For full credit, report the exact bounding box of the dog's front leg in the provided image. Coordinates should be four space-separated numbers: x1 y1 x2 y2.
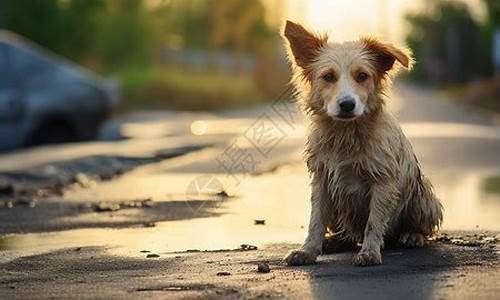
353 182 398 266
284 173 329 266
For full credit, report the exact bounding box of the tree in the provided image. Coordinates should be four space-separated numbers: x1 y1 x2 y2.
0 0 67 54
0 0 152 71
405 1 489 84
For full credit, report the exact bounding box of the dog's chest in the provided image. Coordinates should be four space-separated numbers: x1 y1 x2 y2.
327 163 370 200
321 160 372 239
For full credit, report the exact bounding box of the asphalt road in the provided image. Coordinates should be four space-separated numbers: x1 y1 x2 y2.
0 84 499 299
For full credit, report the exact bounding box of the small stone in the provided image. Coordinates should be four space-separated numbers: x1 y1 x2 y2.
0 181 13 195
141 198 154 207
254 219 266 225
463 240 482 247
79 203 93 210
257 262 270 273
146 254 160 258
216 271 231 276
215 190 230 198
94 202 120 212
16 198 37 208
75 173 95 188
240 244 258 251
140 250 150 253
483 237 496 243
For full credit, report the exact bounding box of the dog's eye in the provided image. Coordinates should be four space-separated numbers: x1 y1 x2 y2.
322 73 336 83
356 72 369 83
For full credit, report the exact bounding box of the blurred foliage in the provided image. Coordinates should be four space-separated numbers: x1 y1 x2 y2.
484 0 500 27
152 0 274 54
0 0 287 110
481 175 500 195
405 0 492 84
482 0 500 74
0 0 152 69
117 65 262 110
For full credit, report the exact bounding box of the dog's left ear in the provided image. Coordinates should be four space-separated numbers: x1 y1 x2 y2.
362 37 413 74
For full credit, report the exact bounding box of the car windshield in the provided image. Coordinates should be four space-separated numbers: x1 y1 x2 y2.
0 43 13 89
0 41 88 89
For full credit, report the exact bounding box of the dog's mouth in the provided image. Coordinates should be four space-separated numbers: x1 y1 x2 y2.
334 113 357 121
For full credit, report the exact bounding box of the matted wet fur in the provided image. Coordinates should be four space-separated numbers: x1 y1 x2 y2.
282 21 443 266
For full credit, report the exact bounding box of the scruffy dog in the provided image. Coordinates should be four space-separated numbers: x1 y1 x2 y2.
282 21 443 266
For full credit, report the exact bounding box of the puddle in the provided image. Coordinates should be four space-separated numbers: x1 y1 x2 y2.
0 167 309 256
437 173 500 231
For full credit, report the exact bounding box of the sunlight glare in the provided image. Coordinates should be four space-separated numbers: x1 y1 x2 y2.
190 120 208 136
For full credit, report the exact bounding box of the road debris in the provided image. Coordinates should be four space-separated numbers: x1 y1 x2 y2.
0 180 13 196
254 219 266 225
84 198 155 212
74 173 97 188
0 146 207 201
257 262 270 273
215 190 231 198
240 244 258 251
146 254 160 258
94 202 121 212
0 198 37 209
172 245 258 255
434 233 497 248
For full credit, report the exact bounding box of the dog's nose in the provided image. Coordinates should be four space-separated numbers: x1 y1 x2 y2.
338 97 355 113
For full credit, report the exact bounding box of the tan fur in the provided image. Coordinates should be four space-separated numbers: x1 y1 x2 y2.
282 21 442 266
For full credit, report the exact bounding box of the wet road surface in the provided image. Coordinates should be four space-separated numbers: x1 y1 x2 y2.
0 84 499 299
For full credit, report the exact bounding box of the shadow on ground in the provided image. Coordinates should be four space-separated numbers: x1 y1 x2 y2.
0 241 497 299
0 197 229 235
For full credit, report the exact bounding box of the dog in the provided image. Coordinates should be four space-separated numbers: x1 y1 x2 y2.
282 20 443 266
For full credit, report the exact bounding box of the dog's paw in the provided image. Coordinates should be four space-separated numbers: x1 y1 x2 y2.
398 233 425 248
284 249 317 266
352 249 382 266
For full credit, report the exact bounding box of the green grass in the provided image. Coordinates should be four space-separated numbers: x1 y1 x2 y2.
112 66 264 111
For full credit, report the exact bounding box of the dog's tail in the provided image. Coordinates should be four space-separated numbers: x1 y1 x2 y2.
403 174 443 236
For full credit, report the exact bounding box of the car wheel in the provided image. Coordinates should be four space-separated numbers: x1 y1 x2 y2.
25 122 76 147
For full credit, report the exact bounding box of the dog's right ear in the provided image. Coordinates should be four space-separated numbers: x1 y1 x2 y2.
283 20 327 70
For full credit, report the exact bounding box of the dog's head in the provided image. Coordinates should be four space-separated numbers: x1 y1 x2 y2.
283 20 413 121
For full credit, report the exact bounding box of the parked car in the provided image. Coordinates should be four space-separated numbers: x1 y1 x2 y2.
0 30 119 152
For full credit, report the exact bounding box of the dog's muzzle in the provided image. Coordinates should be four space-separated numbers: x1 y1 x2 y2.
337 96 356 119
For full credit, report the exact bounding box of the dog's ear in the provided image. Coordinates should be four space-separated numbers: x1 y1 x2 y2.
283 20 327 69
362 37 413 74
